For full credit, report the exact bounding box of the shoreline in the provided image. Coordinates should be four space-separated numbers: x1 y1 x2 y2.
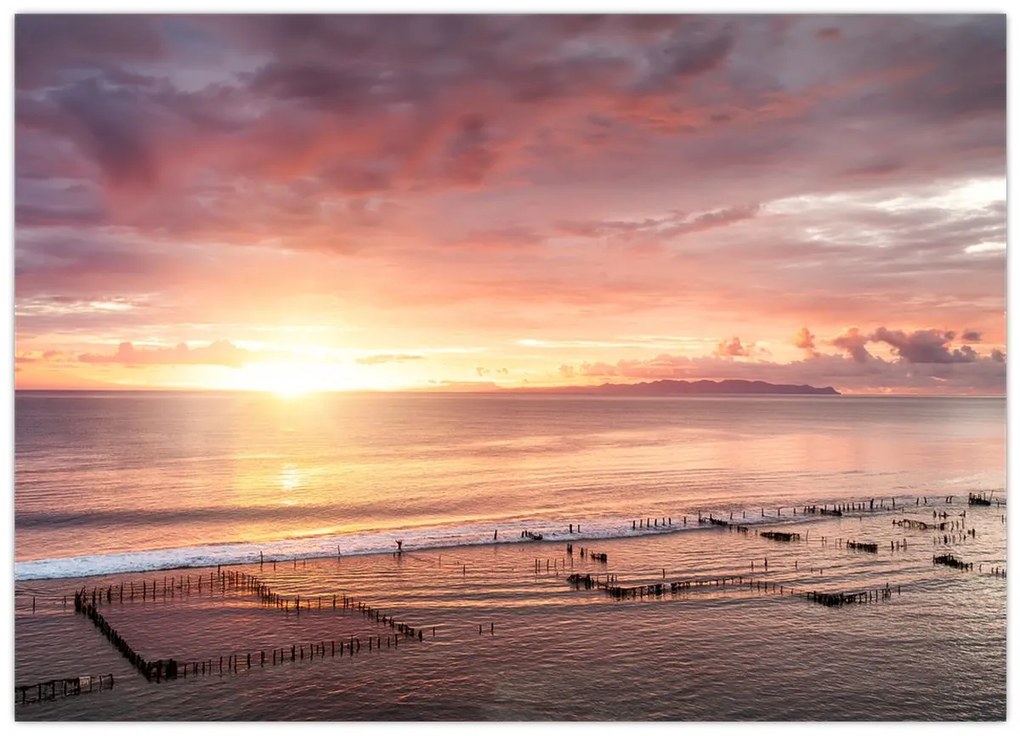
17 491 1006 583
15 497 1007 721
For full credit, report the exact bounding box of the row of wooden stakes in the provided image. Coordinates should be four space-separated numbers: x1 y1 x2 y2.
147 631 420 683
63 567 427 643
69 567 266 609
933 553 974 571
566 571 903 607
568 545 608 563
73 579 427 686
15 674 114 705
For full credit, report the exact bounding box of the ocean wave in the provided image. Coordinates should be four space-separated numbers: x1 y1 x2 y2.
13 512 782 581
16 491 1004 581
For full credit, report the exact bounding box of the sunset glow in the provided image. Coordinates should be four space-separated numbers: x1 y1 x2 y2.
10 12 1010 723
13 14 1006 395
234 361 336 397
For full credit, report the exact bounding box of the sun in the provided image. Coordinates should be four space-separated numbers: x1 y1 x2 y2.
235 360 351 396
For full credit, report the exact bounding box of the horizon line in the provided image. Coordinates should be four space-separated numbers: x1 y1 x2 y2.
11 387 1005 399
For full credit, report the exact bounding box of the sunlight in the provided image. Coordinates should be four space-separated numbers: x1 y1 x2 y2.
235 360 352 396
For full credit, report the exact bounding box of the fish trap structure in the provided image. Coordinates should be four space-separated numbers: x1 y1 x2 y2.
759 531 801 543
699 515 731 528
933 553 973 571
893 518 947 531
845 540 879 553
802 505 845 517
521 531 544 541
67 568 428 688
567 572 903 607
15 674 114 705
568 572 752 600
806 588 893 607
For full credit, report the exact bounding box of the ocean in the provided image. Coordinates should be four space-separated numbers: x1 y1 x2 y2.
13 392 1007 720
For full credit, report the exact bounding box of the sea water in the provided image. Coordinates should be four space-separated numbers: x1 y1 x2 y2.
14 393 1006 720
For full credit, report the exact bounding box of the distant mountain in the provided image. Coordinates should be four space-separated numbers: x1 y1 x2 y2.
522 379 840 396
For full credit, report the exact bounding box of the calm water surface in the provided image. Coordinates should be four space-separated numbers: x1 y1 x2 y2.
13 393 1006 720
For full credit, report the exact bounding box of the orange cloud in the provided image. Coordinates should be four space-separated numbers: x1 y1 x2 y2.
78 340 255 367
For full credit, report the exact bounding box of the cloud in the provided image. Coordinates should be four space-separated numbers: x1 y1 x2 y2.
15 15 168 90
355 353 424 366
577 361 620 377
715 336 752 357
961 329 982 342
49 78 160 189
831 327 872 363
13 16 1006 393
556 204 760 243
794 326 819 357
559 342 1005 395
425 380 500 392
870 326 977 364
446 225 541 251
78 340 253 367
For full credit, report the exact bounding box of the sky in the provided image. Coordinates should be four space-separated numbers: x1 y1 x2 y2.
12 13 1007 394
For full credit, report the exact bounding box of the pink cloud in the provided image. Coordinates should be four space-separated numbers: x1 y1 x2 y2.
560 343 1005 395
356 353 424 366
715 336 752 357
78 340 255 367
794 326 819 357
870 327 977 364
831 327 872 363
13 16 1005 393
